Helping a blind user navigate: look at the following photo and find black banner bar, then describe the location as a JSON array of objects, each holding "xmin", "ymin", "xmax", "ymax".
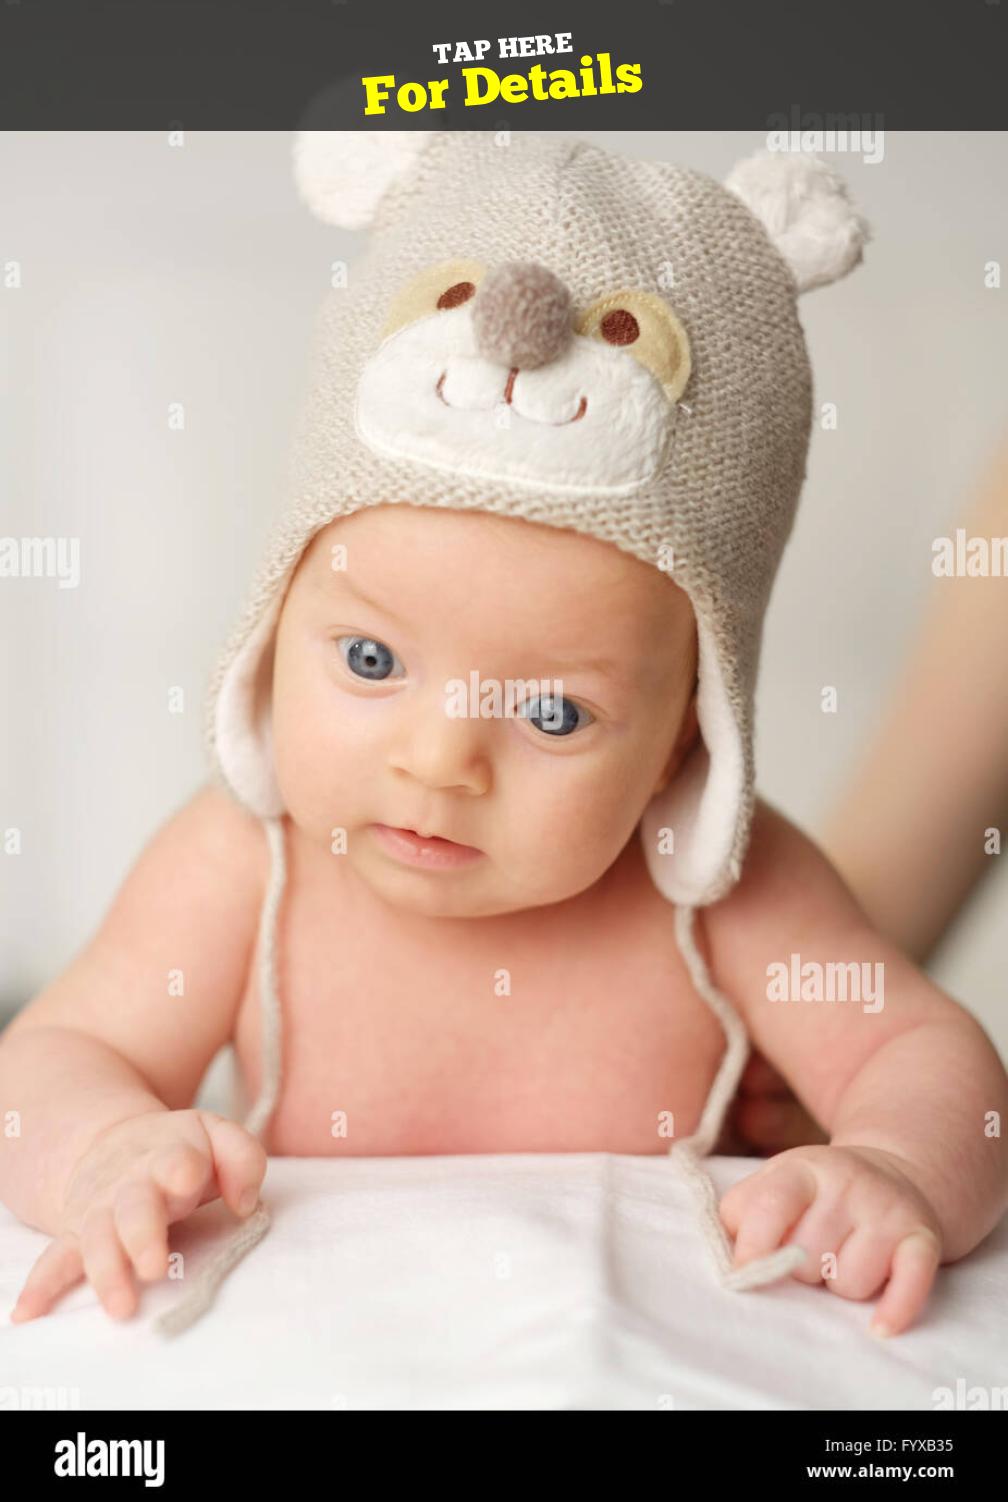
[
  {"xmin": 6, "ymin": 1407, "xmax": 1003, "ymax": 1491},
  {"xmin": 0, "ymin": 0, "xmax": 1005, "ymax": 129}
]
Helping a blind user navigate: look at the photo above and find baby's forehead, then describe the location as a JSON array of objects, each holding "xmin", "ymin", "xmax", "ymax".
[
  {"xmin": 310, "ymin": 503, "xmax": 587, "ymax": 555},
  {"xmin": 298, "ymin": 505, "xmax": 694, "ymax": 639},
  {"xmin": 309, "ymin": 505, "xmax": 662, "ymax": 582}
]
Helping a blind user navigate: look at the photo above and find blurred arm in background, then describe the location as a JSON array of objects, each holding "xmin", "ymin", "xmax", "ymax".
[{"xmin": 725, "ymin": 434, "xmax": 1008, "ymax": 1155}]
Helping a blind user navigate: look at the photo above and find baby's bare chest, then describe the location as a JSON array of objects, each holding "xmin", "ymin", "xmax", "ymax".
[{"xmin": 233, "ymin": 872, "xmax": 725, "ymax": 1157}]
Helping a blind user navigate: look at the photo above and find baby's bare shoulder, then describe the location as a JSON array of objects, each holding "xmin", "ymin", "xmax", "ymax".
[
  {"xmin": 700, "ymin": 796, "xmax": 959, "ymax": 1131},
  {"xmin": 709, "ymin": 796, "xmax": 867, "ymax": 938},
  {"xmin": 5, "ymin": 781, "xmax": 271, "ymax": 1109},
  {"xmin": 157, "ymin": 780, "xmax": 270, "ymax": 884},
  {"xmin": 698, "ymin": 794, "xmax": 880, "ymax": 1043},
  {"xmin": 96, "ymin": 780, "xmax": 270, "ymax": 931}
]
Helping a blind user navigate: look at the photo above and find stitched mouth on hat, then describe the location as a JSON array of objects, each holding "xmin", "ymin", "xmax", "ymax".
[{"xmin": 435, "ymin": 368, "xmax": 587, "ymax": 425}]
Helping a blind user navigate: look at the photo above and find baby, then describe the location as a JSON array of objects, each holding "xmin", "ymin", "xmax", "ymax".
[{"xmin": 3, "ymin": 132, "xmax": 1007, "ymax": 1343}]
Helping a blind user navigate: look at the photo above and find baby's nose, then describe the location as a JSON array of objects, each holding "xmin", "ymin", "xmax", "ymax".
[
  {"xmin": 388, "ymin": 692, "xmax": 492, "ymax": 797},
  {"xmin": 471, "ymin": 261, "xmax": 574, "ymax": 371}
]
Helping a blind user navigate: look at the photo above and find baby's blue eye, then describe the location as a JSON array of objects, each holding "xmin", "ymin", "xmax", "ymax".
[
  {"xmin": 519, "ymin": 694, "xmax": 593, "ymax": 737},
  {"xmin": 338, "ymin": 636, "xmax": 403, "ymax": 681}
]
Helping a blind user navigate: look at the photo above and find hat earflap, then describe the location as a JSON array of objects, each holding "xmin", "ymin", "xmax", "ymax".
[
  {"xmin": 213, "ymin": 586, "xmax": 289, "ymax": 818},
  {"xmin": 638, "ymin": 613, "xmax": 746, "ymax": 907}
]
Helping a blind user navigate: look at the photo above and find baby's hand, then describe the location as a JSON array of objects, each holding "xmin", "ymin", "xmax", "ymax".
[
  {"xmin": 718, "ymin": 1144, "xmax": 944, "ymax": 1336},
  {"xmin": 9, "ymin": 1109, "xmax": 266, "ymax": 1324}
]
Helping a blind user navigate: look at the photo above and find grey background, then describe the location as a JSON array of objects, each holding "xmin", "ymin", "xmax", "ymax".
[{"xmin": 1, "ymin": 131, "xmax": 1006, "ymax": 1060}]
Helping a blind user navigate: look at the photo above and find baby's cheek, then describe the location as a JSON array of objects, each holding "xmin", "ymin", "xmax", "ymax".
[
  {"xmin": 505, "ymin": 763, "xmax": 633, "ymax": 897},
  {"xmin": 271, "ymin": 675, "xmax": 351, "ymax": 827}
]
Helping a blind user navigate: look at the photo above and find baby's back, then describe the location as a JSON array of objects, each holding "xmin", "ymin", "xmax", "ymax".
[{"xmin": 233, "ymin": 816, "xmax": 726, "ymax": 1157}]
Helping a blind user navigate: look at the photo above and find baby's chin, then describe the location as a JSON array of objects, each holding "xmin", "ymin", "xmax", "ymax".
[
  {"xmin": 350, "ymin": 848, "xmax": 553, "ymax": 920},
  {"xmin": 364, "ymin": 874, "xmax": 524, "ymax": 921},
  {"xmin": 348, "ymin": 835, "xmax": 613, "ymax": 921}
]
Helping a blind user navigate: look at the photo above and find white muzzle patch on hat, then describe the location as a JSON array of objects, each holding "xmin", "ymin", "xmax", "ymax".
[
  {"xmin": 357, "ymin": 257, "xmax": 693, "ymax": 494},
  {"xmin": 357, "ymin": 302, "xmax": 677, "ymax": 493}
]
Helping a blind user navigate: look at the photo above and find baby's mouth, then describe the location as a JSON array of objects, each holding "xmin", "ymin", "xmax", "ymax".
[
  {"xmin": 371, "ymin": 823, "xmax": 484, "ymax": 867},
  {"xmin": 396, "ymin": 825, "xmax": 475, "ymax": 850},
  {"xmin": 435, "ymin": 369, "xmax": 587, "ymax": 425}
]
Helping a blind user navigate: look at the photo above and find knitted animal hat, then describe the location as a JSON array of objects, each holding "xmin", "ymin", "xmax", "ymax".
[{"xmin": 154, "ymin": 132, "xmax": 869, "ymax": 1336}]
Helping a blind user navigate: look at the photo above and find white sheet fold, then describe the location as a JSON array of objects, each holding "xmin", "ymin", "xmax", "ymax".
[{"xmin": 2, "ymin": 1154, "xmax": 1004, "ymax": 1411}]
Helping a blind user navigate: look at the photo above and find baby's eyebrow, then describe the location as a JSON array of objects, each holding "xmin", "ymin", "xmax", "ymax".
[
  {"xmin": 326, "ymin": 570, "xmax": 629, "ymax": 682},
  {"xmin": 537, "ymin": 650, "xmax": 624, "ymax": 682},
  {"xmin": 324, "ymin": 572, "xmax": 411, "ymax": 629}
]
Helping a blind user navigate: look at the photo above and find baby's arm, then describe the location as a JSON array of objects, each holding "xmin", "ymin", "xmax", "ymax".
[
  {"xmin": 702, "ymin": 799, "xmax": 1008, "ymax": 1329},
  {"xmin": 819, "ymin": 441, "xmax": 1008, "ymax": 964},
  {"xmin": 0, "ymin": 784, "xmax": 268, "ymax": 1310}
]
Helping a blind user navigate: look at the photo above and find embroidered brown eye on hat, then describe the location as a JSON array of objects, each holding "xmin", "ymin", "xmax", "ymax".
[{"xmin": 154, "ymin": 132, "xmax": 870, "ymax": 1336}]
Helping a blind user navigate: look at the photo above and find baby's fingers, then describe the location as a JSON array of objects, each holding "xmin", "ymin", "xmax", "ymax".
[
  {"xmin": 870, "ymin": 1229, "xmax": 942, "ymax": 1338},
  {"xmin": 114, "ymin": 1179, "xmax": 170, "ymax": 1282},
  {"xmin": 198, "ymin": 1113, "xmax": 267, "ymax": 1217},
  {"xmin": 9, "ymin": 1235, "xmax": 84, "ymax": 1323},
  {"xmin": 720, "ymin": 1159, "xmax": 815, "ymax": 1268},
  {"xmin": 150, "ymin": 1141, "xmax": 213, "ymax": 1205},
  {"xmin": 80, "ymin": 1208, "xmax": 138, "ymax": 1319}
]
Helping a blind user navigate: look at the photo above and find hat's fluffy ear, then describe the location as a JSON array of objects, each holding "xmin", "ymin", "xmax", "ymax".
[
  {"xmin": 293, "ymin": 130, "xmax": 436, "ymax": 230},
  {"xmin": 724, "ymin": 149, "xmax": 871, "ymax": 293}
]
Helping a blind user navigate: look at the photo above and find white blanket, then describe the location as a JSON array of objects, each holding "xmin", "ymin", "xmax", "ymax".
[{"xmin": 2, "ymin": 1153, "xmax": 1005, "ymax": 1411}]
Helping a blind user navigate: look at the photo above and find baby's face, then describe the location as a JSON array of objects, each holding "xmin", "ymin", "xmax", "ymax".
[{"xmin": 270, "ymin": 504, "xmax": 697, "ymax": 918}]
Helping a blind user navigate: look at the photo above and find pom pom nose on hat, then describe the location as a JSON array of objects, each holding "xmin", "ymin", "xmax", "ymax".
[
  {"xmin": 162, "ymin": 133, "xmax": 870, "ymax": 1339},
  {"xmin": 470, "ymin": 261, "xmax": 575, "ymax": 370}
]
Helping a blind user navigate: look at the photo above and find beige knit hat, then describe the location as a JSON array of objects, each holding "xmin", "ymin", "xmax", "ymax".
[{"xmin": 155, "ymin": 132, "xmax": 869, "ymax": 1337}]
